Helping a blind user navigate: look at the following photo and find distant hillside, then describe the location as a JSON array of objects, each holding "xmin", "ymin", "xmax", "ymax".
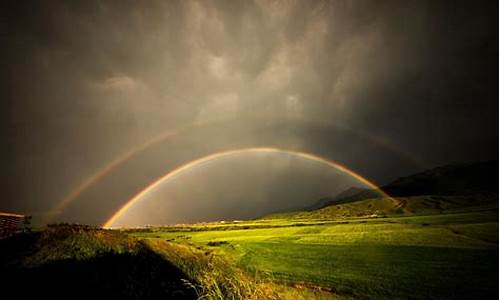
[
  {"xmin": 383, "ymin": 161, "xmax": 498, "ymax": 196},
  {"xmin": 265, "ymin": 194, "xmax": 498, "ymax": 220},
  {"xmin": 305, "ymin": 187, "xmax": 377, "ymax": 210},
  {"xmin": 309, "ymin": 161, "xmax": 498, "ymax": 210},
  {"xmin": 276, "ymin": 195, "xmax": 498, "ymax": 219}
]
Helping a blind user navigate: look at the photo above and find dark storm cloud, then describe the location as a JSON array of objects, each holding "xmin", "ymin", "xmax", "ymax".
[{"xmin": 1, "ymin": 0, "xmax": 497, "ymax": 225}]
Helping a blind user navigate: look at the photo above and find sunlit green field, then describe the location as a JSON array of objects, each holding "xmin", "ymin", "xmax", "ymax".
[{"xmin": 129, "ymin": 209, "xmax": 498, "ymax": 299}]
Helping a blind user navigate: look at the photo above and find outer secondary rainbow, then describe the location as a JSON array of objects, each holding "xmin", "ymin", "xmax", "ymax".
[{"xmin": 49, "ymin": 116, "xmax": 417, "ymax": 224}]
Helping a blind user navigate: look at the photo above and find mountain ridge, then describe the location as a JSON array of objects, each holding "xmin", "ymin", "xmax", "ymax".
[{"xmin": 309, "ymin": 160, "xmax": 498, "ymax": 210}]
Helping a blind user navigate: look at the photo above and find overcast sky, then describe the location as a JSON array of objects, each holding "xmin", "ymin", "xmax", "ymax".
[{"xmin": 1, "ymin": 0, "xmax": 497, "ymax": 226}]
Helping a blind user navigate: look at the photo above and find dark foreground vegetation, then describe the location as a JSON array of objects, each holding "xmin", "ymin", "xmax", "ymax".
[
  {"xmin": 0, "ymin": 225, "xmax": 196, "ymax": 299},
  {"xmin": 0, "ymin": 224, "xmax": 284, "ymax": 300}
]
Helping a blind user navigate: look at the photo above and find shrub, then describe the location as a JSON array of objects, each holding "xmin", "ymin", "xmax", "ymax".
[{"xmin": 207, "ymin": 241, "xmax": 229, "ymax": 247}]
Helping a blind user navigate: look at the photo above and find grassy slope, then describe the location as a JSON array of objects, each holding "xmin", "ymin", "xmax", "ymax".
[
  {"xmin": 0, "ymin": 225, "xmax": 197, "ymax": 299},
  {"xmin": 145, "ymin": 238, "xmax": 345, "ymax": 300},
  {"xmin": 1, "ymin": 224, "xmax": 301, "ymax": 300},
  {"xmin": 264, "ymin": 194, "xmax": 497, "ymax": 220},
  {"xmin": 130, "ymin": 205, "xmax": 498, "ymax": 299}
]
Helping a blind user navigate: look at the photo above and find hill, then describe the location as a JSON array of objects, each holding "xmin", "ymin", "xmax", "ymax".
[
  {"xmin": 383, "ymin": 160, "xmax": 498, "ymax": 196},
  {"xmin": 304, "ymin": 187, "xmax": 376, "ymax": 210},
  {"xmin": 265, "ymin": 194, "xmax": 497, "ymax": 220},
  {"xmin": 308, "ymin": 160, "xmax": 498, "ymax": 210},
  {"xmin": 305, "ymin": 187, "xmax": 379, "ymax": 211}
]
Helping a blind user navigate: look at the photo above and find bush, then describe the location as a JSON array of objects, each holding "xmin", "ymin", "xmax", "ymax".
[{"xmin": 207, "ymin": 241, "xmax": 229, "ymax": 247}]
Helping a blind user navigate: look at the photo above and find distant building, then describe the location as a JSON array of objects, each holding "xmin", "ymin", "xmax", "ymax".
[{"xmin": 0, "ymin": 212, "xmax": 27, "ymax": 239}]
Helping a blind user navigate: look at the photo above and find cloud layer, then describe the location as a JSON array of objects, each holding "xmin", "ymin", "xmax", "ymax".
[{"xmin": 1, "ymin": 0, "xmax": 497, "ymax": 225}]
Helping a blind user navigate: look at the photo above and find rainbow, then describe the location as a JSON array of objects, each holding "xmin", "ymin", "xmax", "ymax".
[
  {"xmin": 48, "ymin": 116, "xmax": 421, "ymax": 225},
  {"xmin": 103, "ymin": 147, "xmax": 391, "ymax": 228}
]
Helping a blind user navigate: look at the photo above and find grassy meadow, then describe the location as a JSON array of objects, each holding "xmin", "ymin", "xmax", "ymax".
[
  {"xmin": 128, "ymin": 197, "xmax": 498, "ymax": 299},
  {"xmin": 1, "ymin": 194, "xmax": 497, "ymax": 299}
]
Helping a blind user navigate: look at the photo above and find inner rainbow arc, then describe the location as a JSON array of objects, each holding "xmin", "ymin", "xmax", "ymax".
[{"xmin": 103, "ymin": 147, "xmax": 391, "ymax": 228}]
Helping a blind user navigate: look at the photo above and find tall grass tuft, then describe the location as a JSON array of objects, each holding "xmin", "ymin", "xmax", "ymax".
[{"xmin": 145, "ymin": 239, "xmax": 280, "ymax": 300}]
